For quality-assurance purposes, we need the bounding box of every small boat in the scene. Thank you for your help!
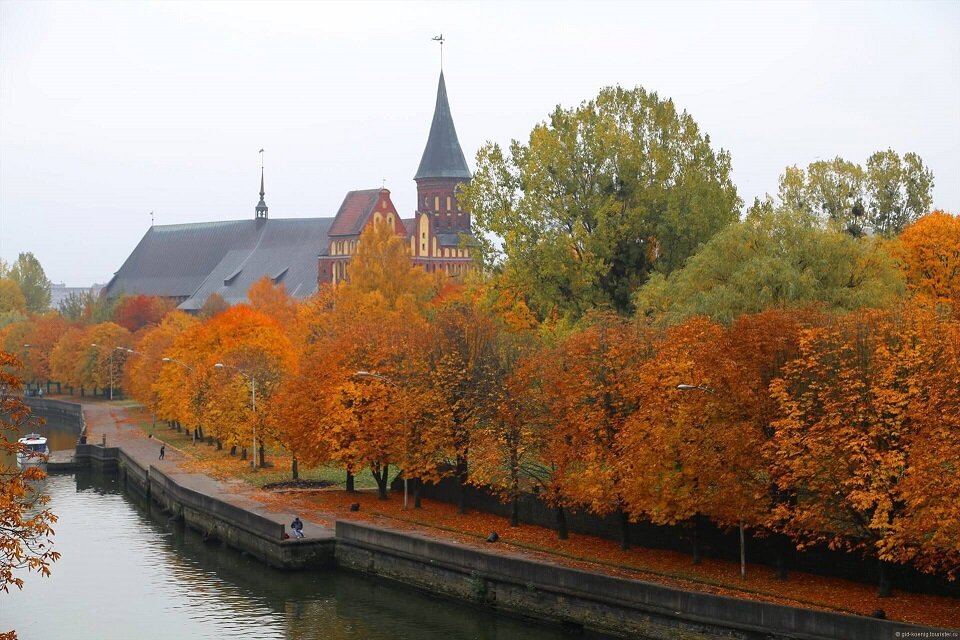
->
[17,433,49,465]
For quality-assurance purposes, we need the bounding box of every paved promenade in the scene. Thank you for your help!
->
[80,401,334,542]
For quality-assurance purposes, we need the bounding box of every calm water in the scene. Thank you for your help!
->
[1,423,613,640]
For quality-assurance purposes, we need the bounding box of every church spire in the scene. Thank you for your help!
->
[414,71,471,181]
[256,149,268,220]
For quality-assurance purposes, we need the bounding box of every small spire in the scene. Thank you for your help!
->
[432,34,444,71]
[256,148,268,220]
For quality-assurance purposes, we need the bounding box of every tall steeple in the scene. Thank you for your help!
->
[415,72,471,181]
[255,151,268,220]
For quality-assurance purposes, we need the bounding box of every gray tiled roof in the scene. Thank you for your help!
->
[104,218,332,308]
[414,72,471,180]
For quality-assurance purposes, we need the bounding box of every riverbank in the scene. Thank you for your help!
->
[32,399,957,639]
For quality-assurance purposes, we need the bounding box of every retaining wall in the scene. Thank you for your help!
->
[336,521,940,640]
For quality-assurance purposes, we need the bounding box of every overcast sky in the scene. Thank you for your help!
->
[1,0,957,287]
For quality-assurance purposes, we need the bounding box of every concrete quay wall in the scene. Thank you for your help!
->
[74,444,334,570]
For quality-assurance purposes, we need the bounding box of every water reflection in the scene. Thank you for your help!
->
[2,469,615,640]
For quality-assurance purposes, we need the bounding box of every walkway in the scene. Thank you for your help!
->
[81,401,333,542]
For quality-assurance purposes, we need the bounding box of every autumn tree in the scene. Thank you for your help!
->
[634,206,904,324]
[460,85,740,320]
[112,295,175,333]
[49,327,87,393]
[199,293,229,319]
[539,312,651,549]
[348,221,436,306]
[893,210,960,313]
[16,315,69,388]
[0,352,60,594]
[125,312,198,421]
[768,309,932,595]
[247,277,297,331]
[81,323,133,396]
[0,279,26,315]
[7,253,51,314]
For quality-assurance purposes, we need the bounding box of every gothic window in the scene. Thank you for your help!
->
[434,195,440,211]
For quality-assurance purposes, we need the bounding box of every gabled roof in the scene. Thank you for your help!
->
[414,72,471,181]
[328,189,382,237]
[104,217,333,308]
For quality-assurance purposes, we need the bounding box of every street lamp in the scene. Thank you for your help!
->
[677,381,746,580]
[214,363,258,470]
[353,370,409,510]
[91,344,127,400]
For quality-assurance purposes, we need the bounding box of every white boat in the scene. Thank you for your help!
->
[17,433,49,465]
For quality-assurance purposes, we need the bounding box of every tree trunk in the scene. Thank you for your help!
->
[456,455,468,514]
[292,456,299,481]
[241,447,247,461]
[510,495,519,527]
[618,509,630,550]
[413,478,423,509]
[373,463,389,500]
[197,425,204,440]
[555,506,568,540]
[772,535,789,581]
[80,386,85,397]
[216,439,222,451]
[230,445,237,456]
[878,559,894,598]
[346,470,355,493]
[692,513,703,565]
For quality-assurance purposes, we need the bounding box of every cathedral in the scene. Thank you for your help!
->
[103,71,475,308]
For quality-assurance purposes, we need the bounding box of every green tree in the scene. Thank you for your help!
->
[777,150,933,237]
[8,253,51,314]
[460,85,740,321]
[56,292,86,322]
[634,206,905,324]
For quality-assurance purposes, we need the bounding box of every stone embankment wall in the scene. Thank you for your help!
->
[335,521,931,640]
[74,444,334,570]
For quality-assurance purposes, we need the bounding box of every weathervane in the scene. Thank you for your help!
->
[432,34,444,70]
[150,211,154,227]
[259,148,264,170]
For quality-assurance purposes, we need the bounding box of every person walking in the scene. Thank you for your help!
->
[291,516,304,539]
[159,443,165,460]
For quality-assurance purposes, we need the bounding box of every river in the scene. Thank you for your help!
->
[1,422,613,640]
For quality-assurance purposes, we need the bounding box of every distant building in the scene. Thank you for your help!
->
[104,70,475,308]
[49,282,104,309]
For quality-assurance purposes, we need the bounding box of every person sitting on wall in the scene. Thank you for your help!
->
[291,516,304,539]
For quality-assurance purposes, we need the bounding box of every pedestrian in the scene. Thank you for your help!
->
[291,516,304,539]
[159,443,165,460]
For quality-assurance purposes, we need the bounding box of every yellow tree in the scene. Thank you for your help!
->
[126,312,197,423]
[248,277,298,331]
[49,327,87,393]
[81,323,133,398]
[0,352,60,595]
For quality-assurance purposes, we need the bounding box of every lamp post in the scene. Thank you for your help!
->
[214,363,257,470]
[677,382,746,580]
[353,370,408,510]
[91,344,127,400]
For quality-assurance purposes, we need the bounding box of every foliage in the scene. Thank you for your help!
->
[247,277,297,330]
[460,85,740,320]
[892,210,960,313]
[348,221,436,306]
[634,206,904,324]
[778,150,934,236]
[125,312,198,417]
[199,293,229,319]
[0,279,26,315]
[0,352,60,593]
[7,253,51,314]
[113,295,176,333]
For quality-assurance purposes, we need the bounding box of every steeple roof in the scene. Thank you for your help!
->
[415,71,471,181]
[256,167,268,219]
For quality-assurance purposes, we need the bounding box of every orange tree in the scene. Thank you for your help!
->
[80,323,133,397]
[0,352,60,596]
[20,314,70,389]
[768,308,926,596]
[616,317,744,562]
[247,277,298,332]
[113,294,176,333]
[893,210,960,315]
[465,286,544,526]
[125,311,197,423]
[49,326,87,393]
[539,311,650,550]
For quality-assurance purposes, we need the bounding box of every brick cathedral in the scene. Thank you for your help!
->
[318,71,475,285]
[104,71,474,309]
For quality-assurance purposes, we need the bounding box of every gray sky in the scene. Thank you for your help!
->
[1,0,958,287]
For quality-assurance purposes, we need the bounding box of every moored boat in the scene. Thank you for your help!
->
[17,433,49,465]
